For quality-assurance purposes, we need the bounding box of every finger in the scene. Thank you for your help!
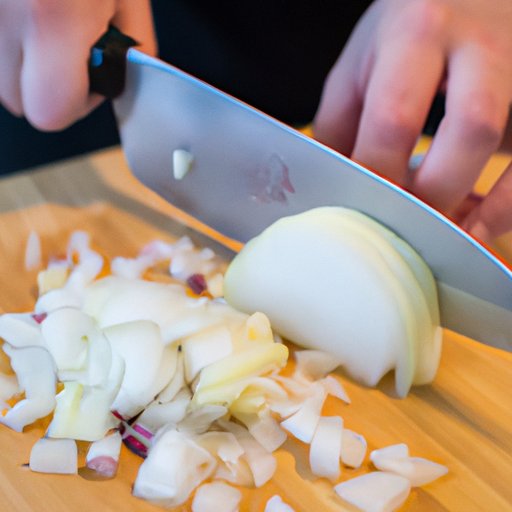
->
[461,160,512,242]
[112,0,157,56]
[313,34,366,156]
[351,35,444,184]
[0,40,23,116]
[20,19,103,131]
[411,46,511,213]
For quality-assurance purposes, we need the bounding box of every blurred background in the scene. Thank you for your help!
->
[1,0,377,175]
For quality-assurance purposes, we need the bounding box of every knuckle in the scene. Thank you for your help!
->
[401,0,450,42]
[455,96,504,148]
[370,103,419,147]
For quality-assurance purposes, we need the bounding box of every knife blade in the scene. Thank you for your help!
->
[90,39,512,351]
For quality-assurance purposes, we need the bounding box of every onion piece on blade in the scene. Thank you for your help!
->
[25,231,42,271]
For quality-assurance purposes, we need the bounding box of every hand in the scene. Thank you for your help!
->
[0,0,156,131]
[314,0,512,243]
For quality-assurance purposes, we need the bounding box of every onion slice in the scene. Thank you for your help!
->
[86,431,123,477]
[30,437,77,474]
[265,495,296,512]
[192,481,241,512]
[334,471,411,512]
[309,416,343,481]
[341,429,367,469]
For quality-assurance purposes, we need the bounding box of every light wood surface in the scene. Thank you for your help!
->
[0,145,510,512]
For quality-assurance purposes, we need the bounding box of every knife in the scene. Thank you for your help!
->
[89,27,512,351]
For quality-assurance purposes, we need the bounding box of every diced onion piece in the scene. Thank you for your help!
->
[35,288,82,314]
[220,420,277,488]
[25,231,42,271]
[173,149,194,180]
[234,410,287,453]
[157,352,185,403]
[341,429,367,469]
[183,324,233,382]
[0,345,56,432]
[133,429,216,508]
[29,438,77,474]
[195,431,244,465]
[177,404,228,435]
[309,416,343,481]
[206,273,224,298]
[86,431,122,477]
[0,313,44,348]
[194,343,288,407]
[319,375,351,404]
[192,481,241,512]
[47,381,119,442]
[137,388,191,432]
[104,320,176,418]
[334,472,411,512]
[37,260,69,295]
[280,383,326,443]
[265,495,296,512]
[370,444,409,462]
[371,453,448,487]
[111,254,155,280]
[294,350,342,381]
[41,308,96,371]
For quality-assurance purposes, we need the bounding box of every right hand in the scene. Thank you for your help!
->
[0,0,156,131]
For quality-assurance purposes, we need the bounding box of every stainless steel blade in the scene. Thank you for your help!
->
[114,49,512,350]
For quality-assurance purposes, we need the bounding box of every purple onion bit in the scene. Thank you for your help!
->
[187,273,208,295]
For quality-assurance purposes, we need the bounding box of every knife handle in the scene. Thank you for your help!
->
[89,25,138,99]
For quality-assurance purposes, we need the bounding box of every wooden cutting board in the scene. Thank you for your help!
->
[0,147,510,512]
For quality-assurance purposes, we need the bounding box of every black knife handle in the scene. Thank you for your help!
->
[89,26,138,99]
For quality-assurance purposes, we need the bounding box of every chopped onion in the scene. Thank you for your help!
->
[309,416,343,481]
[220,420,277,488]
[41,308,96,371]
[195,431,244,466]
[234,409,287,453]
[182,324,233,382]
[177,404,228,435]
[192,481,241,512]
[319,375,351,404]
[370,447,448,487]
[29,437,77,474]
[370,444,409,462]
[294,350,342,381]
[265,495,296,512]
[25,231,42,271]
[173,149,194,181]
[86,431,122,477]
[137,388,191,432]
[34,287,82,314]
[0,313,44,348]
[341,429,367,469]
[0,345,56,432]
[280,383,326,443]
[133,429,216,507]
[334,471,411,512]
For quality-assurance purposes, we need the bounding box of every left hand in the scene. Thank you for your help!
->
[313,0,512,243]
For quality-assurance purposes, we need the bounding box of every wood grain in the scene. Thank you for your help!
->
[0,146,510,512]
